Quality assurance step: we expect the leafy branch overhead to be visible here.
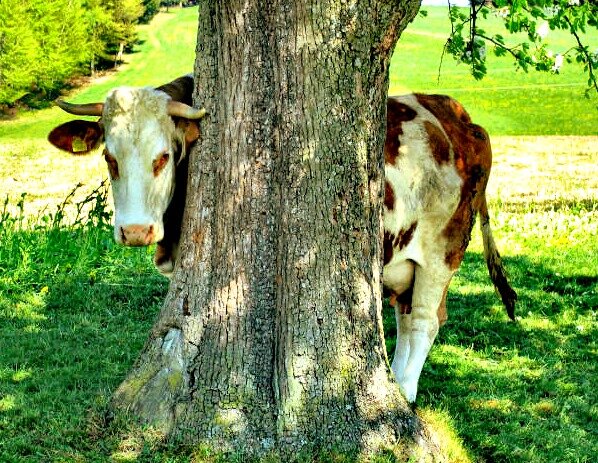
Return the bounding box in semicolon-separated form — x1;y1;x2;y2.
443;0;598;96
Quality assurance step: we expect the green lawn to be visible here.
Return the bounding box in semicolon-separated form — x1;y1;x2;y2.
389;8;598;135
0;5;597;463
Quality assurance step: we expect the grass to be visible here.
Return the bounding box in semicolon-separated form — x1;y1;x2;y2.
0;186;168;462
389;8;598;135
0;5;597;463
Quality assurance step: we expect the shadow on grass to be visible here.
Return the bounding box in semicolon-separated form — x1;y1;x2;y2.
0;224;168;461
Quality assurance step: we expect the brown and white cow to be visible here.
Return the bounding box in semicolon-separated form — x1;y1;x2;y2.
382;94;516;402
48;75;206;275
49;78;516;403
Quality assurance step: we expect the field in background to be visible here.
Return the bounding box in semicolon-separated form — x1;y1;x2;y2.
0;6;596;463
0;6;595;215
390;8;598;135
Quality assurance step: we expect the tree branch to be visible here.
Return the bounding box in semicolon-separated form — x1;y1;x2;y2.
564;14;598;95
475;33;526;63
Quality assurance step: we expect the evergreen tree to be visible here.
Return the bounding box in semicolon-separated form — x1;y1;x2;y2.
140;0;161;25
0;0;145;105
27;0;91;99
0;0;38;104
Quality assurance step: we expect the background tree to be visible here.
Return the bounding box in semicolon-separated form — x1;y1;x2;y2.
0;0;89;104
85;0;144;70
110;0;446;459
0;0;152;106
140;0;162;24
0;0;37;104
27;0;90;99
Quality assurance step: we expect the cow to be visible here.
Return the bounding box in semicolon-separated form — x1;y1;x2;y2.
48;75;206;275
382;94;516;402
48;77;516;403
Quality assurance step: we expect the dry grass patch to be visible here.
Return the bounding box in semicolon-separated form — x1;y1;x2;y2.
488;136;598;203
2;135;596;219
0;139;108;219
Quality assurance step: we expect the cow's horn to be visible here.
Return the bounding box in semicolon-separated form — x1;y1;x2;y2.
167;101;207;119
56;100;104;116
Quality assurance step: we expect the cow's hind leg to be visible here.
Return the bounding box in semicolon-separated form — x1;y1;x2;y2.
384;260;416;384
398;264;453;403
390;291;412;384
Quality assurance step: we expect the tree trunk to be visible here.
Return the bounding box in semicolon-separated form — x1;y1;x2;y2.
112;0;445;458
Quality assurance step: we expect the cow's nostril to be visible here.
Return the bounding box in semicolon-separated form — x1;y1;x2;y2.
119;224;157;246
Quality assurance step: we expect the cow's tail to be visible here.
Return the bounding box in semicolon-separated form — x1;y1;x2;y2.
479;195;517;320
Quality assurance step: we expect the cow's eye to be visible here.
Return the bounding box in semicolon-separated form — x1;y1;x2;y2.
104;152;119;180
152;152;170;177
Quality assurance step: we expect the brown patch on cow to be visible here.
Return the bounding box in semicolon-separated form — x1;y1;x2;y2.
385;285;413;315
444;164;489;270
393;222;417;251
385;98;417;166
384;182;395;210
104;151;120;180
383;222;417;266
397;286;413;315
415;94;472;126
383;231;395;265
154;243;171;267
472;128;486;141
175;119;201;154
399;303;412;315
415;93;475;174
152;152;170;177
423;120;451;165
436;282;450;326
441;122;493;269
156;75;194;106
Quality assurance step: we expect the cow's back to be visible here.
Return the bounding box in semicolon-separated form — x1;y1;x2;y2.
383;93;490;270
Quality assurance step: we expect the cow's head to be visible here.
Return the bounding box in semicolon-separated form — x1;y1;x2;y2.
48;87;206;246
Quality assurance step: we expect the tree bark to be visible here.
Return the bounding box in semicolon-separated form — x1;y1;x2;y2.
112;0;445;458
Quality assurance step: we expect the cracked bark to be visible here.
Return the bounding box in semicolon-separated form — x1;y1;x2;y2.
111;0;446;458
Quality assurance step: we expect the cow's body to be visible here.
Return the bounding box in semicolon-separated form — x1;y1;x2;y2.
49;78;516;403
382;94;516;401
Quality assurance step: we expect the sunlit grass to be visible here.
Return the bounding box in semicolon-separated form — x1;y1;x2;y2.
389;9;598;135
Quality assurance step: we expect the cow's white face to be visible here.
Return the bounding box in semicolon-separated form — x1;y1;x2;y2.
102;87;178;246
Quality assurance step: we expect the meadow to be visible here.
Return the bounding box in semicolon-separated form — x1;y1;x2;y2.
0;6;597;463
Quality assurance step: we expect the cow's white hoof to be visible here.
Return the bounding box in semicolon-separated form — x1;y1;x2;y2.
399;380;418;404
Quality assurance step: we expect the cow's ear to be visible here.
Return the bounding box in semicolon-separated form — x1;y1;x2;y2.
176;119;201;148
48;120;104;155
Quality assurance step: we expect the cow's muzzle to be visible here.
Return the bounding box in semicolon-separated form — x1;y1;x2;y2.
119;224;156;246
